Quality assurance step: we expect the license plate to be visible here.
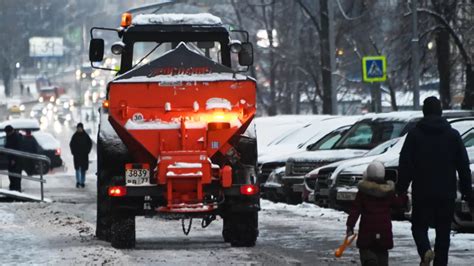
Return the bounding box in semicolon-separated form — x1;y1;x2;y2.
337;192;356;201
126;169;150;186
320;188;329;196
461;201;470;213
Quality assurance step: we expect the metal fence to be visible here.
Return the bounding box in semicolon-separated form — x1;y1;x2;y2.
0;147;50;201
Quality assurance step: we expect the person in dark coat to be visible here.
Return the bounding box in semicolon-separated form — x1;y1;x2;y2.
20;130;39;176
69;123;92;188
4;125;23;191
396;97;472;266
346;161;408;266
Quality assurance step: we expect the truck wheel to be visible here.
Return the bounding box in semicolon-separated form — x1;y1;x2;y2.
222;217;231;243
228;212;258;247
110;213;136;249
96;169;112;241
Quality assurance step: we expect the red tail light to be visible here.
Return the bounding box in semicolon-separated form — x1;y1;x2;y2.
55;148;61;156
108;186;127;197
240;184;259;196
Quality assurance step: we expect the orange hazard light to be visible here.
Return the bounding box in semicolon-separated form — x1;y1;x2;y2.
121;12;132;27
108;186;127;197
102;100;110;109
240;184;259;196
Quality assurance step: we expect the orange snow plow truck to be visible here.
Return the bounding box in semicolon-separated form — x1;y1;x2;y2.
89;11;259;249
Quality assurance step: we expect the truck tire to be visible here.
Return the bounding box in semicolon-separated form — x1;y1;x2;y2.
96;132;129;242
96;168;112;241
110;213;136;249
228;212;258;247
222;217;231;243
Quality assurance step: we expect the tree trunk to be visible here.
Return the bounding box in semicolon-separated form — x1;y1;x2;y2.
1;63;11;97
311;100;319;114
461;64;474;109
388;82;398;111
319;0;332;114
435;30;451;109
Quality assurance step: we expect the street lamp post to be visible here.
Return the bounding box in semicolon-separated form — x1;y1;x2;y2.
412;0;420;110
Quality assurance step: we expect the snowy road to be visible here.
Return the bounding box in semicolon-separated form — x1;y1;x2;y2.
0;117;474;265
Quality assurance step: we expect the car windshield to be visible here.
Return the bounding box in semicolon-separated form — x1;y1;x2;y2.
451;120;474;135
365;138;400;156
133;41;222;68
308;127;349;151
462;128;474;147
334;121;406;150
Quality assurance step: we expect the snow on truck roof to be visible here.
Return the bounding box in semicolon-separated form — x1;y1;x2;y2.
133;13;222;26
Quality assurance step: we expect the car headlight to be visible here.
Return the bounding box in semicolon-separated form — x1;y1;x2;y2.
19;105;25;111
39;96;44;102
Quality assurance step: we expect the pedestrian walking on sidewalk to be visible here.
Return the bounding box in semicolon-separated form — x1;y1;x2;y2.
397;96;473;266
21;130;39;176
346;161;408;266
4;125;23;192
69;123;92;188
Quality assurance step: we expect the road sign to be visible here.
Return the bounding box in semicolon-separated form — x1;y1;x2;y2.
362;56;387;82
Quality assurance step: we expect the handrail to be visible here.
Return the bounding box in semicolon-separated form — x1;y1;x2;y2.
0;147;50;163
0;147;51;202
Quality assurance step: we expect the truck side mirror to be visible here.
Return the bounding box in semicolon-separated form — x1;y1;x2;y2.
238;42;253;66
89;39;105;62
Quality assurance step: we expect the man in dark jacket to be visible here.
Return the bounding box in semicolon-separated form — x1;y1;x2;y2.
69;123;92;188
397;97;472;266
5;125;23;191
21;130;39;176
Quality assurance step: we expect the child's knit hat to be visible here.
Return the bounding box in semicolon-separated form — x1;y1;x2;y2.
363;161;385;182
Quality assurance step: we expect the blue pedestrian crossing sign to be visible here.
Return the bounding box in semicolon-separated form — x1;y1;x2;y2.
362;56;387;82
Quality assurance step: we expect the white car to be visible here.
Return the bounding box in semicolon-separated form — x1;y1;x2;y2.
258;116;360;185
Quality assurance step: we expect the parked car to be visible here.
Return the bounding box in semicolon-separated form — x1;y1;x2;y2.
0;118;62;174
31;131;62;168
258;116;359;186
323;117;474;220
305;137;401;206
256;115;334;157
263;124;356;203
283;111;474;205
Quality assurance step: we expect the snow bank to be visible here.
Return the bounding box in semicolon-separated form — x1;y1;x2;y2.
261;199;345;221
133;13;222;25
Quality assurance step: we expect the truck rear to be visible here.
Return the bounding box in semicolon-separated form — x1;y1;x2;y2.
89;12;259;248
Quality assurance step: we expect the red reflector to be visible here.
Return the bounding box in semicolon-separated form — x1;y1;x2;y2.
55;148;61;156
240;184;259;195
108;186;127;197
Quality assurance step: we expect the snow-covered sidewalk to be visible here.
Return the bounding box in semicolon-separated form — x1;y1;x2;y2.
1;196;474;265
